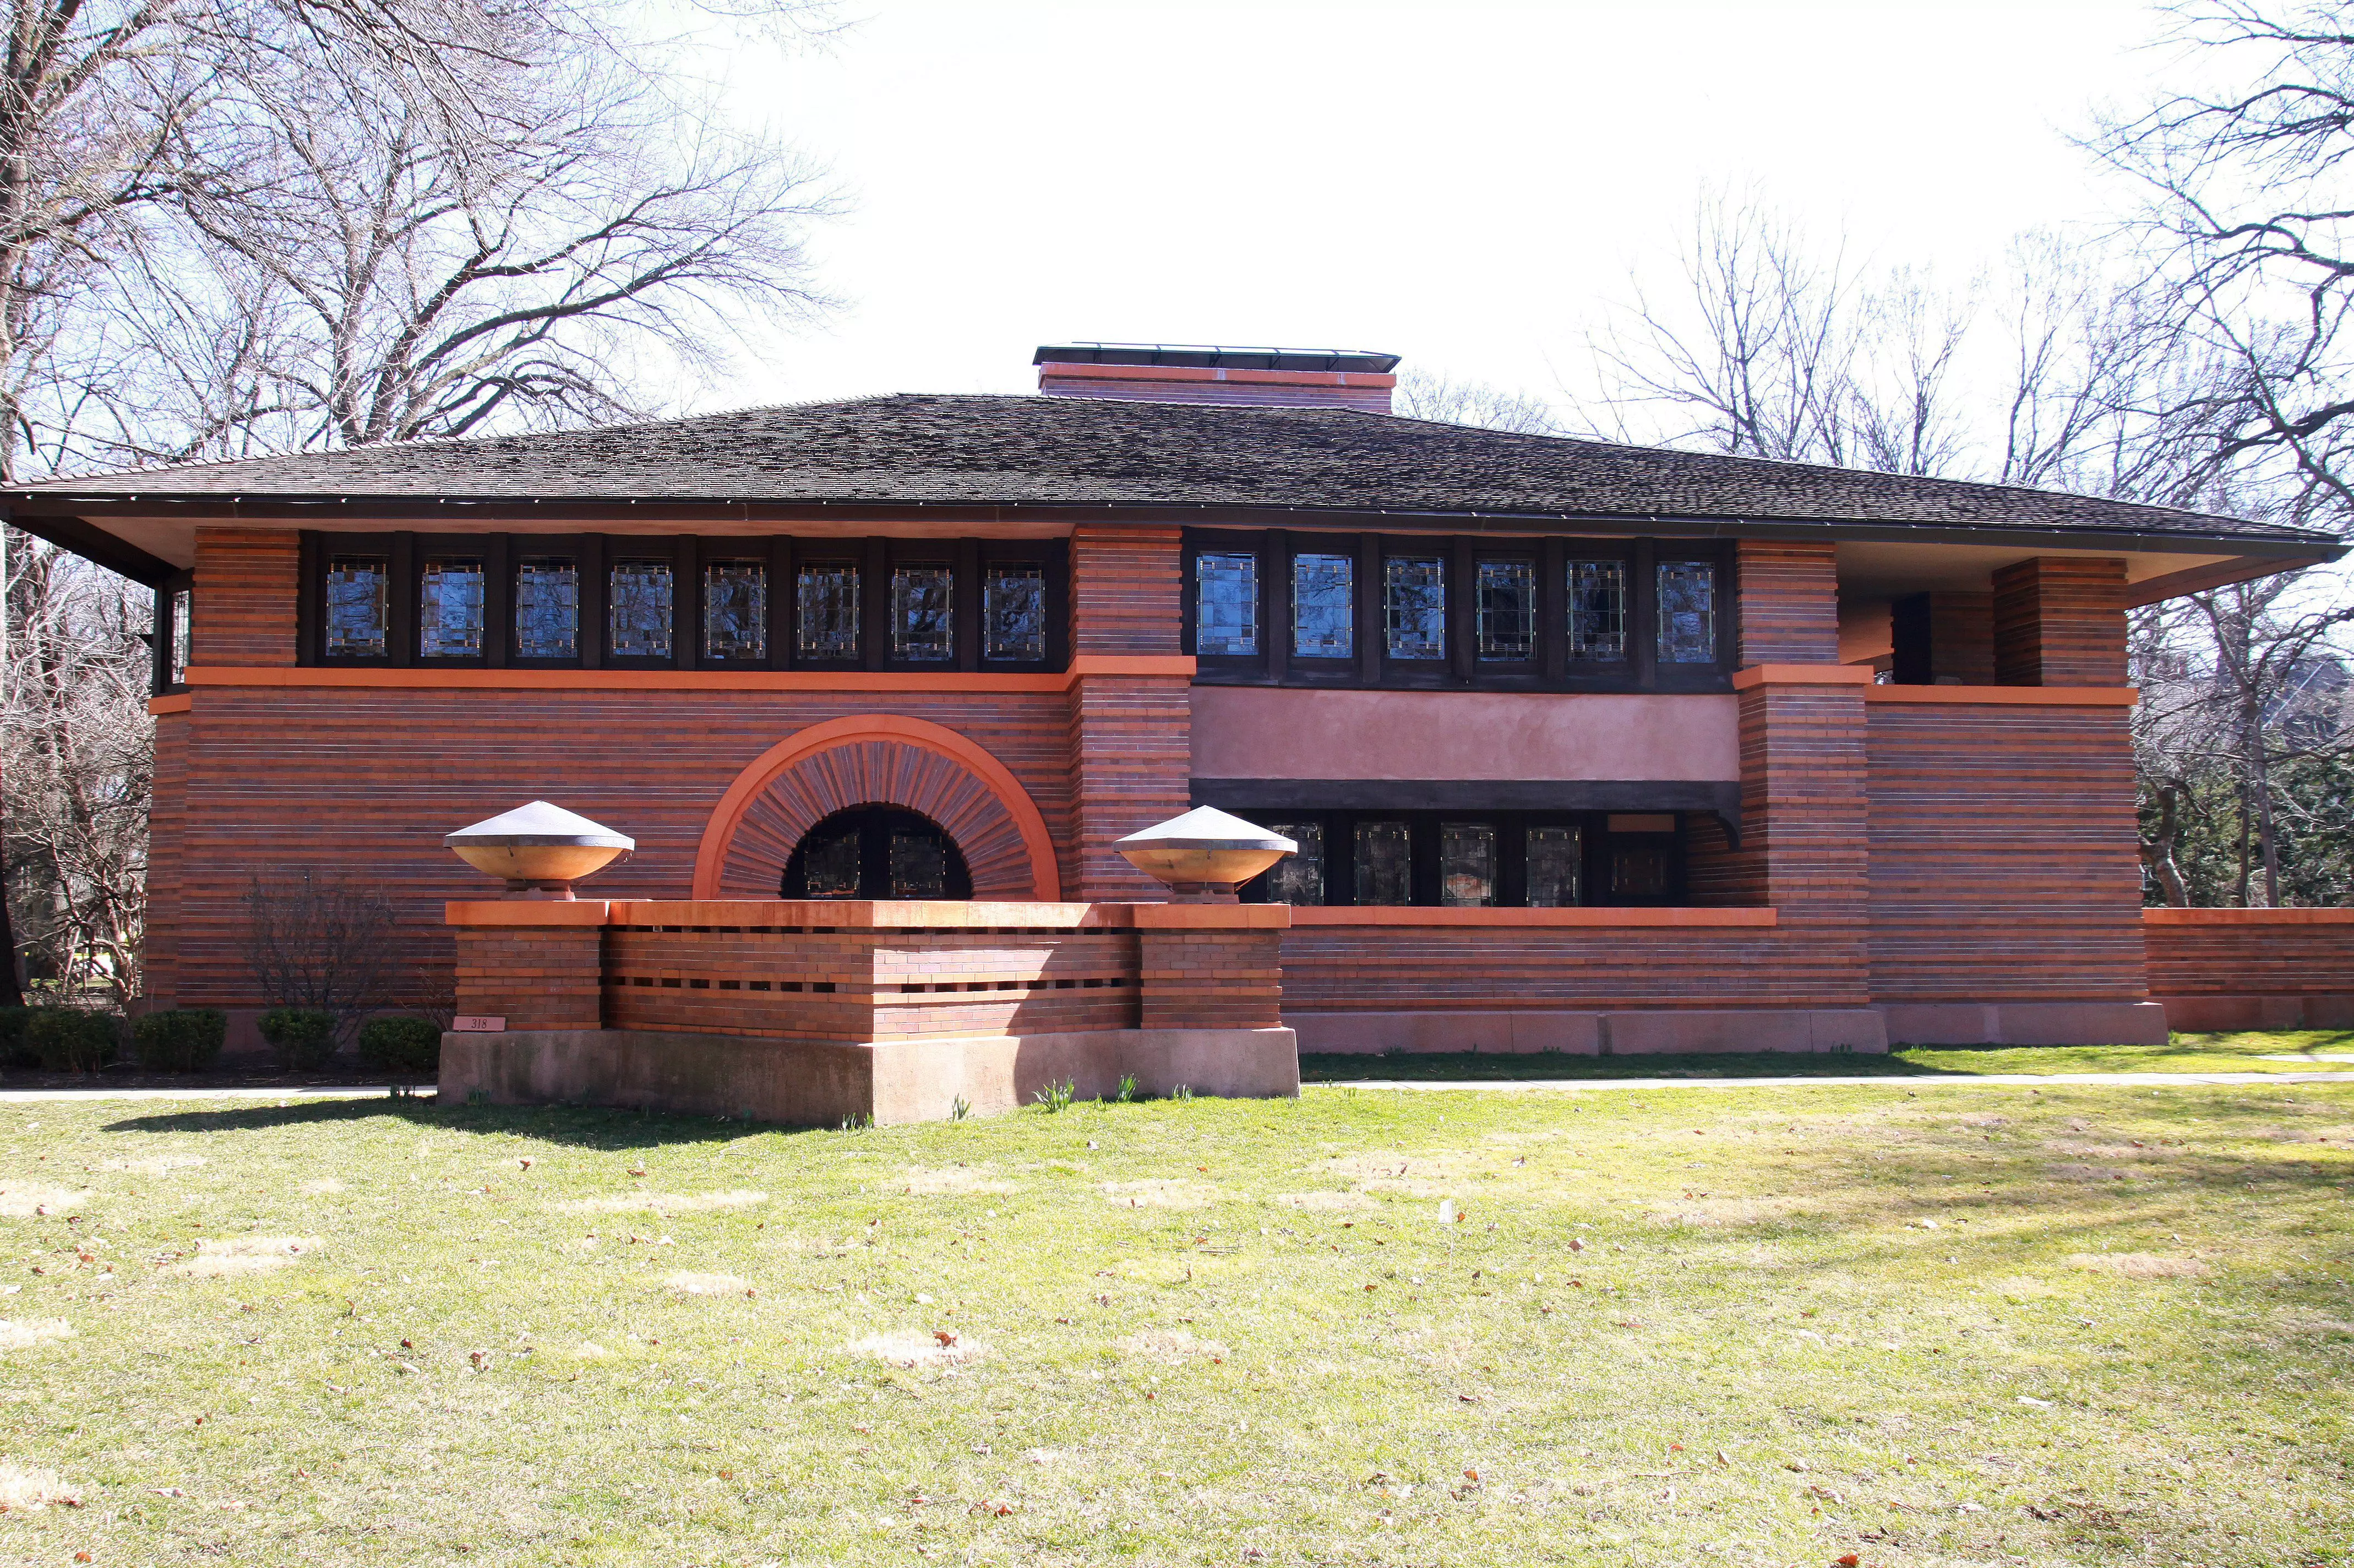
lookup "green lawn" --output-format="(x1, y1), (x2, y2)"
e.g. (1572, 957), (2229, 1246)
(1301, 1028), (2354, 1082)
(2, 1080), (2350, 1565)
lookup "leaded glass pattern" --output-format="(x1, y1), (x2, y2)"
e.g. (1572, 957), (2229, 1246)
(1612, 842), (1674, 899)
(1354, 819), (1413, 905)
(887, 827), (950, 899)
(702, 560), (767, 662)
(1260, 821), (1323, 905)
(1526, 825), (1582, 907)
(609, 559), (674, 659)
(1475, 559), (1535, 661)
(419, 558), (484, 659)
(1440, 821), (1497, 906)
(1658, 560), (1718, 663)
(797, 562), (860, 660)
(983, 563), (1046, 661)
(1385, 555), (1446, 660)
(1291, 553), (1353, 659)
(515, 557), (579, 660)
(325, 556), (388, 658)
(800, 823), (862, 897)
(168, 589), (191, 684)
(1196, 552), (1258, 656)
(1568, 559), (1626, 661)
(891, 564), (954, 661)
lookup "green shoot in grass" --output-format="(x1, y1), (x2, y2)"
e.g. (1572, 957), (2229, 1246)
(1032, 1079), (1074, 1113)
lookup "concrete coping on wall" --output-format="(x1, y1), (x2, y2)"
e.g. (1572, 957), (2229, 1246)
(444, 899), (1296, 931)
(2144, 906), (2354, 924)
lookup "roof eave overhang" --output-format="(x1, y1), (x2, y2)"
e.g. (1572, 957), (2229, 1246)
(4, 493), (2338, 579)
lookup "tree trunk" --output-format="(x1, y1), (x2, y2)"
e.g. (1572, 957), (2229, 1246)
(2143, 781), (2190, 907)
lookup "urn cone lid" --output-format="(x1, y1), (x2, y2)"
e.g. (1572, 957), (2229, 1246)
(445, 801), (634, 851)
(1114, 807), (1295, 855)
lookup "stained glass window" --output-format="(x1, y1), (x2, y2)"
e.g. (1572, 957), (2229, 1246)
(983, 563), (1045, 661)
(419, 558), (484, 660)
(1354, 819), (1413, 905)
(887, 827), (950, 899)
(1612, 842), (1674, 899)
(1385, 556), (1446, 660)
(1196, 552), (1258, 656)
(1260, 820), (1323, 905)
(1568, 559), (1626, 661)
(1658, 560), (1718, 663)
(325, 556), (388, 658)
(168, 588), (191, 684)
(1440, 821), (1497, 906)
(797, 561), (859, 660)
(609, 559), (674, 660)
(892, 564), (953, 661)
(1526, 825), (1583, 907)
(515, 557), (578, 660)
(1475, 559), (1535, 661)
(1292, 553), (1353, 659)
(703, 560), (767, 662)
(799, 823), (862, 897)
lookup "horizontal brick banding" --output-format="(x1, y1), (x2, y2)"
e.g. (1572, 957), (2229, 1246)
(1140, 928), (1283, 1029)
(193, 527), (299, 667)
(2144, 910), (2354, 999)
(1276, 924), (1844, 1011)
(1993, 557), (2128, 686)
(1867, 699), (2147, 1001)
(1734, 541), (1840, 665)
(454, 927), (603, 1030)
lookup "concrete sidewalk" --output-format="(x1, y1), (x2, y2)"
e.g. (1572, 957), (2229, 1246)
(1307, 1070), (2354, 1092)
(0, 1085), (429, 1102)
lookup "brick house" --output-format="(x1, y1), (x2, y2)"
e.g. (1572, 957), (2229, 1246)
(8, 344), (2345, 1055)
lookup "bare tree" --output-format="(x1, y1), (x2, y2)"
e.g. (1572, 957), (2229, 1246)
(1, 533), (149, 1003)
(240, 869), (395, 1032)
(1393, 369), (1559, 434)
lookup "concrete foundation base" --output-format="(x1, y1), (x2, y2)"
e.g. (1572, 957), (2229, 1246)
(1875, 1000), (2171, 1047)
(2155, 994), (2354, 1033)
(1285, 1009), (1888, 1057)
(439, 1026), (1299, 1126)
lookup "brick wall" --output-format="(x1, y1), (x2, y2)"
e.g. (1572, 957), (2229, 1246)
(1071, 524), (1181, 655)
(1867, 698), (2148, 1002)
(1735, 540), (1840, 664)
(1140, 928), (1283, 1029)
(2144, 912), (2354, 1004)
(453, 925), (603, 1030)
(145, 714), (188, 1003)
(193, 528), (299, 666)
(1277, 921), (1842, 1011)
(1993, 557), (2127, 686)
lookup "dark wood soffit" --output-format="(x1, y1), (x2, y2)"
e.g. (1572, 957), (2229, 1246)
(0, 508), (175, 585)
(4, 496), (2337, 562)
(2124, 553), (2337, 607)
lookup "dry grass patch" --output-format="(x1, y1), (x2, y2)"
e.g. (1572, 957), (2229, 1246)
(0, 1459), (78, 1512)
(848, 1329), (984, 1368)
(0, 1319), (74, 1352)
(166, 1235), (323, 1277)
(100, 1156), (205, 1176)
(895, 1165), (1016, 1195)
(1101, 1179), (1227, 1208)
(558, 1189), (767, 1215)
(0, 1183), (88, 1218)
(1272, 1189), (1375, 1212)
(2066, 1251), (2211, 1279)
(297, 1177), (346, 1195)
(2046, 1163), (2139, 1183)
(1114, 1327), (1230, 1362)
(661, 1271), (753, 1295)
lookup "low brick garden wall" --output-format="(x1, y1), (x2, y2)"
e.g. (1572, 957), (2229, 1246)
(2143, 907), (2354, 1031)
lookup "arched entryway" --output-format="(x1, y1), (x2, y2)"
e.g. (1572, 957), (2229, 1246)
(782, 804), (974, 900)
(691, 715), (1061, 901)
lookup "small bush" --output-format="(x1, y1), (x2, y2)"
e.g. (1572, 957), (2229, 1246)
(357, 1015), (441, 1074)
(25, 1008), (121, 1073)
(132, 1009), (227, 1073)
(0, 1006), (34, 1070)
(258, 1006), (337, 1070)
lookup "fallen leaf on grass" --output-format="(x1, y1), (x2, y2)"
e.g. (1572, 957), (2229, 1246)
(0, 1184), (89, 1219)
(849, 1330), (985, 1368)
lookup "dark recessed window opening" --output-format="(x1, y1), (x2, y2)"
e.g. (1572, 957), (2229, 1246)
(984, 563), (1046, 661)
(1385, 555), (1446, 660)
(419, 557), (485, 660)
(168, 587), (192, 685)
(1239, 809), (1684, 907)
(610, 558), (675, 660)
(781, 805), (973, 900)
(326, 555), (388, 658)
(1475, 560), (1535, 662)
(797, 559), (860, 659)
(1568, 559), (1626, 661)
(1292, 553), (1354, 659)
(703, 559), (768, 662)
(891, 563), (954, 661)
(515, 557), (579, 659)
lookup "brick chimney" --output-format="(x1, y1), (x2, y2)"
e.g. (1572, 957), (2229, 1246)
(1035, 344), (1398, 412)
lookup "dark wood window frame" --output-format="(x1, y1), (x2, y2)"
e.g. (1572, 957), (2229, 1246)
(149, 569), (195, 696)
(1181, 529), (1734, 693)
(1227, 807), (1689, 908)
(297, 532), (1067, 673)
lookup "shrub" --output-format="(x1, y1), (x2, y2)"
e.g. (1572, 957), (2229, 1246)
(258, 1006), (337, 1070)
(132, 1008), (227, 1073)
(357, 1015), (441, 1074)
(25, 1008), (121, 1073)
(0, 1006), (34, 1070)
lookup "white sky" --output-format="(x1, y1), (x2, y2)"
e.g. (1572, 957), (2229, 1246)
(708, 0), (2182, 411)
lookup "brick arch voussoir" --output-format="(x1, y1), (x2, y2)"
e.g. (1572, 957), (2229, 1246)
(694, 717), (1061, 901)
